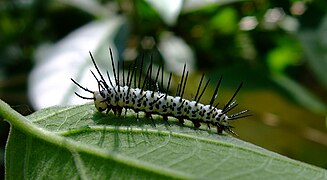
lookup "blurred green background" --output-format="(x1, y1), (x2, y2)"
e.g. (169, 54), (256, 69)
(1, 0), (327, 177)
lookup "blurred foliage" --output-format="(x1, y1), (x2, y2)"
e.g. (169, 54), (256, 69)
(1, 0), (327, 177)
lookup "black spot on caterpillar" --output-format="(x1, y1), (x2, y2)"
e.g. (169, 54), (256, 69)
(71, 49), (250, 135)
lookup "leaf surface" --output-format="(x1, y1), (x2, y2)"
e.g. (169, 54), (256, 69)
(2, 101), (327, 179)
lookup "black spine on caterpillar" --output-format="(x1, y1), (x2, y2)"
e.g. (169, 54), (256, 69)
(71, 49), (251, 135)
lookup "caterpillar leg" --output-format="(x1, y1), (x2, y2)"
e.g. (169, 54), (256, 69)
(145, 112), (156, 127)
(162, 115), (168, 121)
(162, 115), (170, 126)
(105, 107), (111, 114)
(136, 112), (140, 121)
(113, 107), (123, 116)
(206, 123), (211, 129)
(192, 120), (201, 128)
(145, 112), (152, 118)
(217, 125), (226, 134)
(123, 108), (128, 118)
(178, 118), (185, 124)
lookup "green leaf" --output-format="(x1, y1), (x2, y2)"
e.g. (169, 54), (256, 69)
(267, 38), (302, 73)
(210, 7), (238, 34)
(1, 99), (327, 179)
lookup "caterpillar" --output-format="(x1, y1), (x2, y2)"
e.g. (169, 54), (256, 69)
(71, 49), (250, 135)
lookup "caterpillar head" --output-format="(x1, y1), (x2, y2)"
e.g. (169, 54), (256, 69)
(94, 90), (108, 112)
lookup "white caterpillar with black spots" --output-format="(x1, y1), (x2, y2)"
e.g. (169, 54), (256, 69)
(71, 49), (250, 135)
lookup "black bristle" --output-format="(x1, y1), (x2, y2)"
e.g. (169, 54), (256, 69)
(108, 48), (118, 86)
(71, 78), (94, 94)
(222, 82), (243, 113)
(89, 52), (109, 91)
(195, 79), (210, 106)
(194, 74), (205, 101)
(209, 76), (222, 108)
